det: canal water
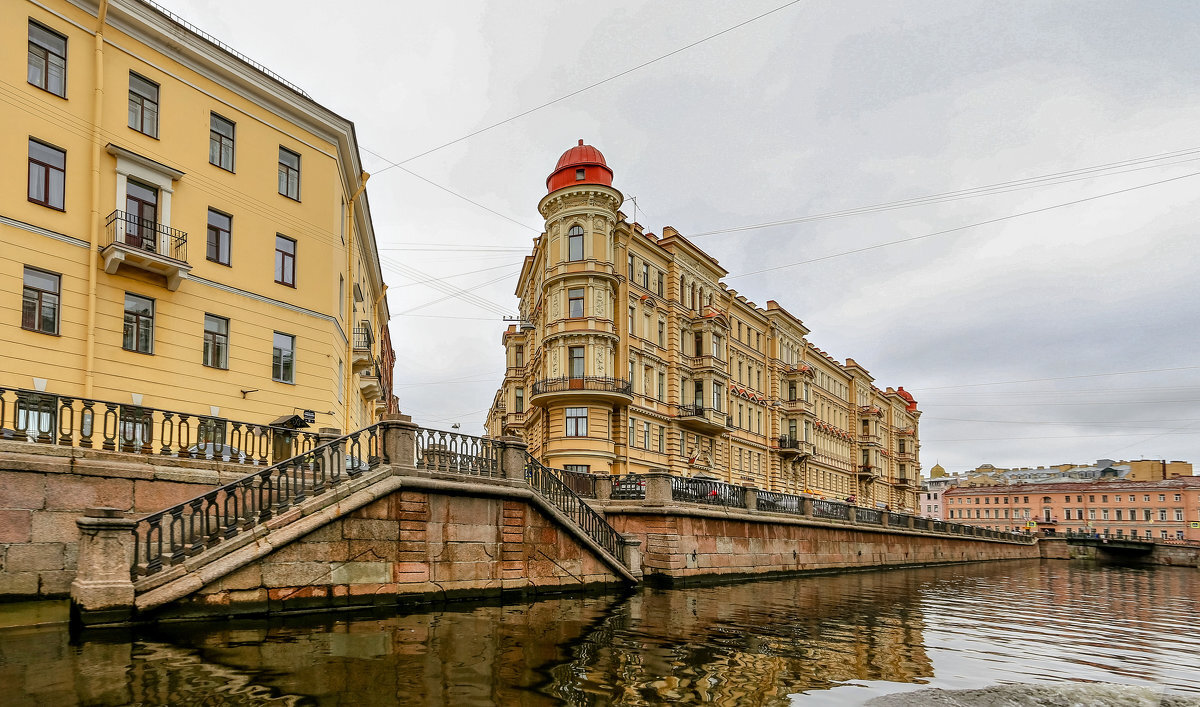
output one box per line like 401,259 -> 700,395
2,560 -> 1199,705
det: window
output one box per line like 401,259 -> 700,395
641,264 -> 650,289
21,267 -> 60,335
628,307 -> 636,336
206,209 -> 231,265
564,464 -> 590,474
568,287 -> 584,318
278,147 -> 300,199
128,73 -> 159,137
1159,509 -> 1168,521
28,21 -> 66,97
568,346 -> 585,378
514,388 -> 524,413
202,314 -> 228,369
628,255 -> 634,280
567,225 -> 584,261
575,168 -> 585,181
272,332 -> 295,383
658,320 -> 665,346
1159,494 -> 1166,502
565,407 -> 587,437
514,345 -> 524,367
275,235 -> 296,286
657,372 -> 665,401
1175,509 -> 1183,521
122,293 -> 154,354
656,272 -> 664,296
643,421 -> 651,450
28,139 -> 65,209
123,180 -> 158,249
209,113 -> 235,171
1174,494 -> 1181,502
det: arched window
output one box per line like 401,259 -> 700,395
567,225 -> 584,261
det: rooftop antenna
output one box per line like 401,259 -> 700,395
630,195 -> 640,225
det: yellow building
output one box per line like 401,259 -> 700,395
486,141 -> 920,510
2,0 -> 393,442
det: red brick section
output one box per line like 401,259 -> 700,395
501,501 -> 525,581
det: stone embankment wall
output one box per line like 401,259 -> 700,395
162,486 -> 625,619
0,440 -> 243,597
605,508 -> 1040,583
1055,538 -> 1199,568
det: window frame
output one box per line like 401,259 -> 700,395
272,331 -> 296,384
568,345 -> 585,379
27,138 -> 66,210
567,287 -> 585,318
278,146 -> 301,200
122,292 -> 155,354
206,208 -> 232,266
275,234 -> 296,287
565,407 -> 588,437
21,266 -> 61,335
202,314 -> 229,369
567,225 -> 584,261
28,21 -> 67,98
127,72 -> 160,138
209,113 -> 235,171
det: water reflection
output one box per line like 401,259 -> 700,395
2,561 -> 1199,705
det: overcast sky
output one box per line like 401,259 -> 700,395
158,0 -> 1200,475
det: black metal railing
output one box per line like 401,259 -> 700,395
414,428 -> 500,477
525,456 -> 626,566
857,508 -> 883,525
670,476 -> 746,507
104,210 -> 187,262
610,474 -> 646,500
132,425 -> 382,578
756,490 -> 804,515
0,387 -> 318,466
352,325 -> 374,351
811,499 -> 850,521
530,377 -> 632,396
678,403 -> 706,417
554,467 -> 598,498
777,435 -> 801,450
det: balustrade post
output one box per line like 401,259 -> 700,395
71,508 -> 137,626
595,475 -> 613,502
799,496 -> 812,518
381,416 -> 419,468
498,435 -> 528,482
907,514 -> 916,530
743,487 -> 758,512
880,510 -> 890,527
847,505 -> 857,524
643,471 -> 673,505
620,534 -> 643,578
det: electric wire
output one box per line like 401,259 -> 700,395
914,366 -> 1200,391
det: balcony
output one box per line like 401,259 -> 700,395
897,476 -> 914,486
352,324 -> 374,373
503,411 -> 526,428
858,433 -> 881,447
781,397 -> 815,416
529,377 -> 632,405
896,452 -> 917,463
685,354 -> 725,371
676,403 -> 729,435
359,364 -> 382,401
101,210 -> 190,290
857,464 -> 878,478
775,436 -> 813,457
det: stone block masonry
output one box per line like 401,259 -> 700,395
0,440 -> 244,598
164,484 -> 625,619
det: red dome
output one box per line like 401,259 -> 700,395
547,139 -> 614,193
896,386 -> 917,412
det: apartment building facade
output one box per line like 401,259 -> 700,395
3,0 -> 394,436
943,478 -> 1200,540
485,141 -> 920,510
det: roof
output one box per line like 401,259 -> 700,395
546,139 -> 614,192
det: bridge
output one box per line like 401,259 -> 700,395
56,420 -> 1037,626
1061,531 -> 1199,565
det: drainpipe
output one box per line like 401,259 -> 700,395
344,172 -> 369,431
83,1 -> 109,397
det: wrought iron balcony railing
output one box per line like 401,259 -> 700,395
104,210 -> 187,262
352,326 -> 374,351
530,377 -> 632,396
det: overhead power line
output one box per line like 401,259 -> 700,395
689,147 -> 1200,239
915,366 -> 1200,391
377,0 -> 806,169
728,170 -> 1200,279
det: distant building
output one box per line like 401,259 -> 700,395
943,477 -> 1200,540
485,140 -> 921,510
918,463 -> 955,519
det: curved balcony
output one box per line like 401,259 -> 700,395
529,376 -> 632,405
676,403 -> 729,435
775,436 -> 813,458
